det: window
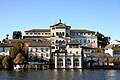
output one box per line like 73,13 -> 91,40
84,40 -> 86,43
57,59 -> 63,67
70,51 -> 72,54
80,33 -> 82,35
30,33 -> 32,35
76,51 -> 78,54
41,53 -> 43,58
52,28 -> 55,30
51,46 -> 55,49
45,33 -> 47,35
46,48 -> 48,51
34,33 -> 37,35
62,32 -> 64,36
42,33 -> 44,35
69,45 -> 72,48
59,40 -> 62,45
52,42 -> 54,44
66,59 -> 71,65
2,47 -> 5,52
91,50 -> 94,53
62,40 -> 65,44
56,32 -> 59,36
92,33 -> 95,35
30,48 -> 32,52
52,33 -> 54,37
74,59 -> 79,66
38,33 -> 40,35
56,46 -> 58,49
41,48 -> 44,52
26,33 -> 28,35
36,48 -> 38,52
88,40 -> 90,43
46,53 -> 48,57
56,40 -> 58,44
88,33 -> 90,35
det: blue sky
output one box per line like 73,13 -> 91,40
0,0 -> 120,42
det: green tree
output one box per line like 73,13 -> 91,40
110,58 -> 120,66
29,56 -> 38,62
0,56 -> 4,68
2,56 -> 13,69
13,31 -> 22,39
9,42 -> 24,59
38,58 -> 44,63
96,32 -> 110,48
13,53 -> 26,64
9,47 -> 19,59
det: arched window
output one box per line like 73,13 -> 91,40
59,40 -> 62,45
57,59 -> 63,67
74,59 -> 79,66
66,59 -> 71,65
62,32 -> 64,36
56,40 -> 58,44
62,40 -> 65,44
56,32 -> 59,36
88,40 -> 90,43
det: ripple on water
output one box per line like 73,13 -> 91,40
0,69 -> 120,80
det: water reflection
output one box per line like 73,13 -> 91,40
106,70 -> 116,80
0,69 -> 119,80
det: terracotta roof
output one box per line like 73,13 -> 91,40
0,39 -> 51,47
67,40 -> 80,45
105,44 -> 120,51
29,41 -> 51,47
0,39 -> 23,47
71,29 -> 95,33
0,43 -> 16,47
105,44 -> 114,49
50,22 -> 71,28
81,46 -> 104,50
23,36 -> 50,39
86,53 -> 112,58
112,45 -> 120,51
25,29 -> 50,32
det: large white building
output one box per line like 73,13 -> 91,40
23,20 -> 98,51
23,20 -> 98,68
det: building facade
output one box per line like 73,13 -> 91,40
23,20 -> 98,68
23,20 -> 98,52
105,40 -> 120,58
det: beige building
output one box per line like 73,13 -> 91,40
23,20 -> 98,68
23,20 -> 97,52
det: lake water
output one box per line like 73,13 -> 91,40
0,69 -> 120,80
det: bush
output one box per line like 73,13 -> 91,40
2,56 -> 13,69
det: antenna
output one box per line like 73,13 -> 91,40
59,19 -> 61,23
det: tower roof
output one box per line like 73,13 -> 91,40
50,19 -> 71,28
